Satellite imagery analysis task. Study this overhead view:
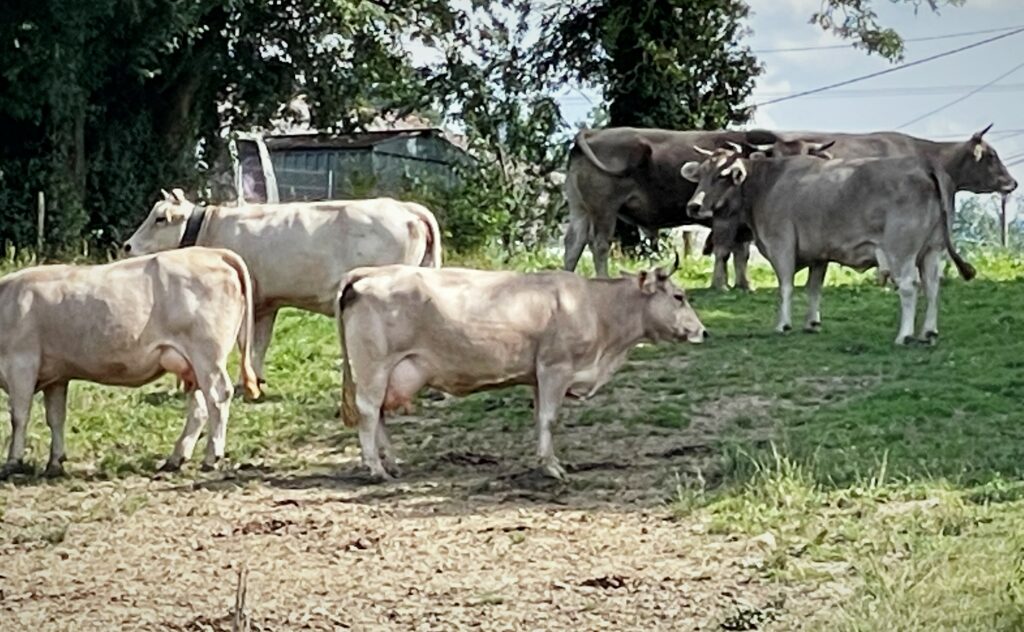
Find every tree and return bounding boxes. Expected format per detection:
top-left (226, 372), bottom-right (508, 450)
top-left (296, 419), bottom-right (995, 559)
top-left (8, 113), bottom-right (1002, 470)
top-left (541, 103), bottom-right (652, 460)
top-left (810, 0), bottom-right (967, 61)
top-left (536, 0), bottom-right (761, 130)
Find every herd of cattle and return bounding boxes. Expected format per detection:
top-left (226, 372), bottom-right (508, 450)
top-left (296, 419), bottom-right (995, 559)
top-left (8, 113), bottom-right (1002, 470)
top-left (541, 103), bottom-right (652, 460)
top-left (0, 125), bottom-right (1017, 481)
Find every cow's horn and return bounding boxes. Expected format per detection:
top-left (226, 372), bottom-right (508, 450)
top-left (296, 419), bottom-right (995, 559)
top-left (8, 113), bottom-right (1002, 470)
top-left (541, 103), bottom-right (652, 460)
top-left (976, 122), bottom-right (994, 139)
top-left (693, 145), bottom-right (714, 156)
top-left (725, 141), bottom-right (743, 153)
top-left (817, 140), bottom-right (836, 152)
top-left (161, 188), bottom-right (173, 201)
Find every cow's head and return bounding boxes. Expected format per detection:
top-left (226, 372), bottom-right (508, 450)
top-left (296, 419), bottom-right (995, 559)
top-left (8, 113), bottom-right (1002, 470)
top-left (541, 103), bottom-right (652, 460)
top-left (680, 147), bottom-right (749, 220)
top-left (949, 124), bottom-right (1017, 194)
top-left (633, 253), bottom-right (707, 344)
top-left (122, 188), bottom-right (196, 255)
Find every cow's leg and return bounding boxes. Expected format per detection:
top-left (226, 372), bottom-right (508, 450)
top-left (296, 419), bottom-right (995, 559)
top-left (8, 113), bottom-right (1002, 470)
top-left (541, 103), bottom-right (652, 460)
top-left (162, 390), bottom-right (208, 472)
top-left (732, 241), bottom-right (752, 291)
top-left (2, 369), bottom-right (36, 478)
top-left (534, 368), bottom-right (571, 480)
top-left (711, 244), bottom-right (731, 290)
top-left (43, 383), bottom-right (69, 478)
top-left (590, 215), bottom-right (617, 278)
top-left (563, 217), bottom-right (589, 273)
top-left (804, 262), bottom-right (828, 332)
top-left (198, 363), bottom-right (234, 471)
top-left (251, 308), bottom-right (278, 388)
top-left (353, 376), bottom-right (390, 480)
top-left (919, 249), bottom-right (943, 342)
top-left (770, 254), bottom-right (796, 333)
top-left (376, 421), bottom-right (400, 478)
top-left (892, 258), bottom-right (920, 345)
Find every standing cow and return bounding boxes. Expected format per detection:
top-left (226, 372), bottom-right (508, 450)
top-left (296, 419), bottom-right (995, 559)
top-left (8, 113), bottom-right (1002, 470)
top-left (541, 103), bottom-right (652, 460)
top-left (702, 126), bottom-right (1019, 280)
top-left (563, 127), bottom-right (837, 286)
top-left (0, 248), bottom-right (258, 478)
top-left (336, 258), bottom-right (706, 481)
top-left (682, 148), bottom-right (991, 344)
top-left (124, 189), bottom-right (442, 391)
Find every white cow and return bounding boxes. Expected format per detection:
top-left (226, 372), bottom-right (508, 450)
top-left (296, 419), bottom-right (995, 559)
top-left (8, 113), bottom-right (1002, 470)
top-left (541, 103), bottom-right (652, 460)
top-left (0, 248), bottom-right (258, 478)
top-left (336, 257), bottom-right (707, 480)
top-left (123, 188), bottom-right (442, 391)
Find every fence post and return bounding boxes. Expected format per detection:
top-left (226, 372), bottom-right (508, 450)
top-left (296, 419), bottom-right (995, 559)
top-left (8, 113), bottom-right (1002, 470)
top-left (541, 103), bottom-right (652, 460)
top-left (1001, 194), bottom-right (1008, 248)
top-left (36, 191), bottom-right (45, 253)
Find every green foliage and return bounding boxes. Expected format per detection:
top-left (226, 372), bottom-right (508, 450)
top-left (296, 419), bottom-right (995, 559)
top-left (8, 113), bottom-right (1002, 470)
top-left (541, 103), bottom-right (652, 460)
top-left (0, 0), bottom-right (464, 254)
top-left (810, 0), bottom-right (967, 61)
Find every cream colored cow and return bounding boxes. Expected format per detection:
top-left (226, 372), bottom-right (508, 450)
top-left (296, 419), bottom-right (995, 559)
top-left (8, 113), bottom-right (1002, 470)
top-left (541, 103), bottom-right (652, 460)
top-left (0, 248), bottom-right (258, 478)
top-left (337, 257), bottom-right (706, 481)
top-left (123, 189), bottom-right (442, 391)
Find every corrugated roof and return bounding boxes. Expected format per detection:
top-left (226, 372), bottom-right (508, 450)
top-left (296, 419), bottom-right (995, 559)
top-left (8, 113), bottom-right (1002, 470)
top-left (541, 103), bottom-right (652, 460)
top-left (263, 129), bottom-right (444, 151)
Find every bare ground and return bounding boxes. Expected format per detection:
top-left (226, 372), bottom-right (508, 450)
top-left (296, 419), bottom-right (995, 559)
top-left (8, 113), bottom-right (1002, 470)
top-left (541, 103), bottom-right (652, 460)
top-left (0, 391), bottom-right (835, 631)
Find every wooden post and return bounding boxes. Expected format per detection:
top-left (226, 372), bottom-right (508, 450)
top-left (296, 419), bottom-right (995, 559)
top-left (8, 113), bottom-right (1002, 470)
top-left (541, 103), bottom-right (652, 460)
top-left (36, 191), bottom-right (45, 253)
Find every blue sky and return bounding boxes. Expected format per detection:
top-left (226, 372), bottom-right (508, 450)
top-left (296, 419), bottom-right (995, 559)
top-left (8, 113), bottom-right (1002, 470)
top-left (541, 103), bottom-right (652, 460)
top-left (556, 0), bottom-right (1024, 200)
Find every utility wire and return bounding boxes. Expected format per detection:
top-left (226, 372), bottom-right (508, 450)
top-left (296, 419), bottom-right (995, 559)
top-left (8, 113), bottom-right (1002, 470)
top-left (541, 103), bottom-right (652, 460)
top-left (751, 26), bottom-right (1024, 109)
top-left (897, 59), bottom-right (1024, 130)
top-left (753, 24), bottom-right (1024, 54)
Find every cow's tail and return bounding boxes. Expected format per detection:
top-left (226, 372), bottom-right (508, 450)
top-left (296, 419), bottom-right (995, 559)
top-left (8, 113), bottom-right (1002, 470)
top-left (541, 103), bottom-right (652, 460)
top-left (221, 251), bottom-right (261, 400)
top-left (415, 205), bottom-right (443, 268)
top-left (336, 274), bottom-right (364, 428)
top-left (930, 169), bottom-right (976, 281)
top-left (574, 130), bottom-right (640, 177)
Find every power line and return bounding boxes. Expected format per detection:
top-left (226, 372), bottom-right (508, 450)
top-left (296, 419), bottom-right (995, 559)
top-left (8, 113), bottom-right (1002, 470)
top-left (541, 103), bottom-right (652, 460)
top-left (758, 83), bottom-right (1024, 99)
top-left (896, 59), bottom-right (1024, 130)
top-left (1002, 150), bottom-right (1024, 163)
top-left (751, 26), bottom-right (1024, 109)
top-left (932, 128), bottom-right (1024, 139)
top-left (753, 24), bottom-right (1024, 54)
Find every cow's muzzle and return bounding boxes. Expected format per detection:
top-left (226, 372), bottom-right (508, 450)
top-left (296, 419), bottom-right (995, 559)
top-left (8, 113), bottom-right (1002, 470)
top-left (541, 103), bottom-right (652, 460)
top-left (1003, 177), bottom-right (1018, 193)
top-left (122, 242), bottom-right (132, 254)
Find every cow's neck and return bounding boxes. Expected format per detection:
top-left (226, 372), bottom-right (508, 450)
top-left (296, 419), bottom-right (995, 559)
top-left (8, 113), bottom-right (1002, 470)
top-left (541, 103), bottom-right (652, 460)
top-left (588, 278), bottom-right (650, 352)
top-left (934, 142), bottom-right (973, 189)
top-left (192, 205), bottom-right (249, 250)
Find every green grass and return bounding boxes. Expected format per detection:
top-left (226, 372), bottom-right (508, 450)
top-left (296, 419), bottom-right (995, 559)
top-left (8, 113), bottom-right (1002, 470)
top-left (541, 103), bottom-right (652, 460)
top-left (4, 248), bottom-right (1024, 628)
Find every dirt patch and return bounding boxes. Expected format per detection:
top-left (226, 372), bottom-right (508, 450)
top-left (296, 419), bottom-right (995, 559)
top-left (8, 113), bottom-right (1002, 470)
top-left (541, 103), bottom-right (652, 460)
top-left (0, 391), bottom-right (802, 630)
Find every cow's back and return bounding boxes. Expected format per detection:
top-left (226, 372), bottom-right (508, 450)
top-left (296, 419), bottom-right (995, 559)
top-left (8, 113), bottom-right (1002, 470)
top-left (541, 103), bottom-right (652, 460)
top-left (215, 199), bottom-right (431, 314)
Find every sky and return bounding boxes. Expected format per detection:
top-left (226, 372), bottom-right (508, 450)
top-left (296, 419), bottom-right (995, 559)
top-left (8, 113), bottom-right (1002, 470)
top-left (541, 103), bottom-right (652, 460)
top-left (556, 0), bottom-right (1024, 206)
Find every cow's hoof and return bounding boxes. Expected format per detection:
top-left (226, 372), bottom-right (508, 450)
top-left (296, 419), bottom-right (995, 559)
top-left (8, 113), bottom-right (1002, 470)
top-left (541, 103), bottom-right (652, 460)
top-left (367, 468), bottom-right (395, 483)
top-left (896, 335), bottom-right (915, 346)
top-left (733, 284), bottom-right (752, 293)
top-left (922, 331), bottom-right (939, 344)
top-left (804, 321), bottom-right (822, 333)
top-left (539, 461), bottom-right (568, 482)
top-left (776, 324), bottom-right (793, 334)
top-left (382, 461), bottom-right (403, 479)
top-left (199, 459), bottom-right (222, 473)
top-left (0, 460), bottom-right (33, 479)
top-left (43, 461), bottom-right (67, 479)
top-left (158, 458), bottom-right (183, 473)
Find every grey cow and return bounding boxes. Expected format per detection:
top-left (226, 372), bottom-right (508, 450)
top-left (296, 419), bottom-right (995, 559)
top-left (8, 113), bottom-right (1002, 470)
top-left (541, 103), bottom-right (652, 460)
top-left (700, 125), bottom-right (1017, 285)
top-left (562, 127), bottom-right (832, 286)
top-left (682, 149), bottom-right (997, 344)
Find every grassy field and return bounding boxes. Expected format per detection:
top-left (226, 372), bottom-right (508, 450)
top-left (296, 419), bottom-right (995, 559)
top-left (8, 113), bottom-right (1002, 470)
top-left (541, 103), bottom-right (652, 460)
top-left (3, 250), bottom-right (1024, 629)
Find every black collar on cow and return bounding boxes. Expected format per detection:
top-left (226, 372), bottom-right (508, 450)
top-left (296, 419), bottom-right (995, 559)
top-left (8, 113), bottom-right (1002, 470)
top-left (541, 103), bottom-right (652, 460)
top-left (178, 204), bottom-right (207, 248)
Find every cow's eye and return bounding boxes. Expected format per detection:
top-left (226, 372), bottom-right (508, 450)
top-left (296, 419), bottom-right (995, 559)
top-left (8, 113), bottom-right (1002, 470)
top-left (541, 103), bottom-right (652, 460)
top-left (673, 293), bottom-right (686, 303)
top-left (154, 217), bottom-right (167, 225)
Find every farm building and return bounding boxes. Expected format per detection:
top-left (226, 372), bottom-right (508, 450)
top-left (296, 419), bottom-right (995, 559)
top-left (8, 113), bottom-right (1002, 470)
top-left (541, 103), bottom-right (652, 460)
top-left (231, 128), bottom-right (470, 204)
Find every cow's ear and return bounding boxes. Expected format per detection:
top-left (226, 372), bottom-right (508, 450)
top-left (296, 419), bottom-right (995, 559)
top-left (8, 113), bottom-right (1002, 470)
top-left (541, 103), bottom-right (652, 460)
top-left (170, 188), bottom-right (188, 204)
top-left (161, 188), bottom-right (174, 201)
top-left (638, 270), bottom-right (658, 294)
top-left (680, 161), bottom-right (701, 182)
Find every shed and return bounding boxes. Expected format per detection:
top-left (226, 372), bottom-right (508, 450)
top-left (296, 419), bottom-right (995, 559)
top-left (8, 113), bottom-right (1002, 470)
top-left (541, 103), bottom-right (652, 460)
top-left (231, 128), bottom-right (469, 205)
